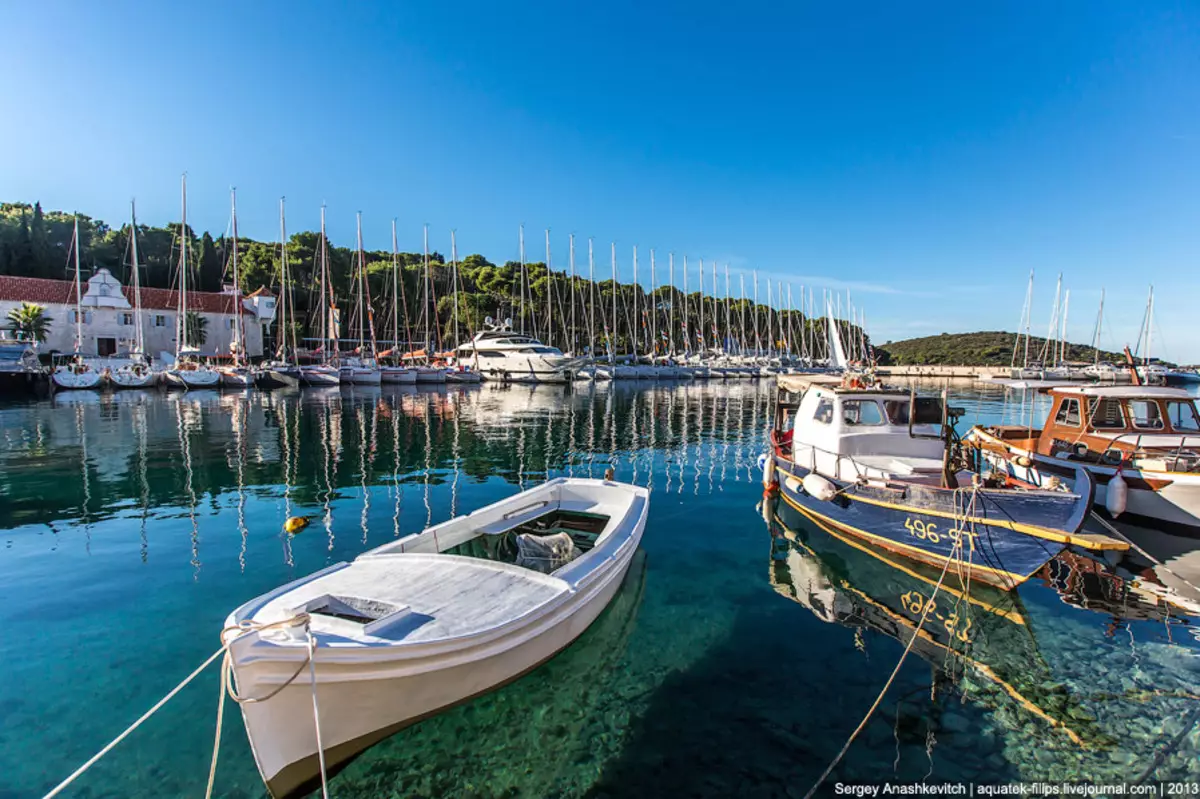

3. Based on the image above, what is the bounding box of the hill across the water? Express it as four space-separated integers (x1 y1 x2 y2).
874 331 1125 367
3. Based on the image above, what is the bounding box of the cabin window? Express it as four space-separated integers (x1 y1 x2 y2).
1054 398 1082 427
842 399 884 426
883 398 942 425
1167 401 1200 432
1128 400 1165 430
1089 398 1125 429
477 351 504 358
813 398 835 425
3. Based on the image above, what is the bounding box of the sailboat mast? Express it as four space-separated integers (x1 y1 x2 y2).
518 225 526 332
279 198 291 363
544 229 553 348
1092 289 1105 364
177 175 188 357
724 265 731 354
1059 289 1070 366
1146 285 1155 367
682 256 689 356
423 224 431 364
130 202 144 356
752 271 760 354
451 230 460 351
650 249 657 356
588 238 595 357
610 242 617 361
632 245 639 357
739 274 747 356
72 216 83 354
668 253 675 357
569 234 576 355
698 258 705 354
230 189 243 366
391 219 400 356
319 205 329 358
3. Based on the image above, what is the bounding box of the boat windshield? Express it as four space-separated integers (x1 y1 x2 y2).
1167 401 1200 432
1128 400 1165 430
883 397 943 425
1089 397 1125 429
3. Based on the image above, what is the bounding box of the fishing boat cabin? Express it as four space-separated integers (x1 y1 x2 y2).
773 374 960 485
980 386 1200 470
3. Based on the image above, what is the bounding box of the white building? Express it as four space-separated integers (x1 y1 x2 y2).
0 269 276 360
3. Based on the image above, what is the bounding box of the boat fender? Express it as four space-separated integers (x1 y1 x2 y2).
802 473 838 501
1014 455 1032 468
759 453 778 490
284 516 311 534
1106 471 1128 518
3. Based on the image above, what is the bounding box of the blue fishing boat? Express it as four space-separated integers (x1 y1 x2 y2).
764 374 1126 588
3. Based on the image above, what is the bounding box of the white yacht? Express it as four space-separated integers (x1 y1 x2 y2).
456 320 582 384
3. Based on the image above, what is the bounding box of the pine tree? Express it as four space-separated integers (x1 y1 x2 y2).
30 201 49 278
199 231 222 292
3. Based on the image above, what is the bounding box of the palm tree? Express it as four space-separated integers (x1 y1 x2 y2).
6 302 51 343
185 312 208 347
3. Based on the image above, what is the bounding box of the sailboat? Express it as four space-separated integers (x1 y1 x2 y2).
218 189 255 388
258 198 303 388
444 230 481 383
379 220 417 384
413 225 447 383
164 176 221 389
339 212 382 385
51 217 105 390
108 201 158 388
299 205 342 387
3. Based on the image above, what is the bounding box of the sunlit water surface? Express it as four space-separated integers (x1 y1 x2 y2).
1 380 1198 798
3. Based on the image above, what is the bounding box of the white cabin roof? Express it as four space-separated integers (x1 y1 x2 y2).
1051 385 1194 399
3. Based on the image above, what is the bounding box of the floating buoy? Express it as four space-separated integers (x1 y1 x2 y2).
1105 472 1128 518
760 453 778 491
802 473 838 501
284 516 311 534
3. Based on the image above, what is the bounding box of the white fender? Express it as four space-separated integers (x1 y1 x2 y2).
760 454 777 489
802 473 838 501
1106 471 1128 518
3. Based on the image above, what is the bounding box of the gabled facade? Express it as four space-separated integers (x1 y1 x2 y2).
0 270 276 359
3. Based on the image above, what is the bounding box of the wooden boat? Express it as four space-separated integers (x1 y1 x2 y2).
766 374 1125 588
965 384 1200 533
223 476 649 799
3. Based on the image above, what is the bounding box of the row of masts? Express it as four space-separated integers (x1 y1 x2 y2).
101 178 871 368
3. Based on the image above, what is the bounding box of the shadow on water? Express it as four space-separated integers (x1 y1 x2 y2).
329 548 650 799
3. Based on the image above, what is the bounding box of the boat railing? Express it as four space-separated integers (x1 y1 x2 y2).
1099 431 1200 471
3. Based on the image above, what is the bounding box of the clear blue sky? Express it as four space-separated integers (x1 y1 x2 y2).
2 1 1198 359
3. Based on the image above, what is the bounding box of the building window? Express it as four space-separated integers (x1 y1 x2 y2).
70 310 93 324
226 318 236 329
154 315 168 327
119 313 134 326
1054 398 1081 427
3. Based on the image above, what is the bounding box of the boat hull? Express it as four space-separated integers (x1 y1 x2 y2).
413 367 446 384
163 368 221 388
379 367 417 384
108 369 157 388
339 367 382 385
772 456 1074 587
218 368 255 388
232 535 639 799
52 368 103 390
298 366 341 387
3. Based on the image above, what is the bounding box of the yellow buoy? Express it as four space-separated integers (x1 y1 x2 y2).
284 516 311 534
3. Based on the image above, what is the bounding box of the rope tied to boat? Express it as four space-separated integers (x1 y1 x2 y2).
43 612 330 799
802 483 981 799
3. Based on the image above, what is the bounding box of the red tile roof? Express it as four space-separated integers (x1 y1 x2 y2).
0 276 248 314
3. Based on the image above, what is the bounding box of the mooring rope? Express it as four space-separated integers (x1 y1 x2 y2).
802 483 980 799
44 614 324 799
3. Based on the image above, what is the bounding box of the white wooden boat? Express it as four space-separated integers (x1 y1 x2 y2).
444 367 481 384
224 477 649 799
339 363 382 385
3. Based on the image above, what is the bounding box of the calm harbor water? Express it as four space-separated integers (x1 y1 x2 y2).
2 380 1198 798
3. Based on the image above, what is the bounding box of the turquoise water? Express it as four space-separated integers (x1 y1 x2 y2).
1 381 1198 798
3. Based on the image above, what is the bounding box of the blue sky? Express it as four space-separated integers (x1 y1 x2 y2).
2 2 1198 359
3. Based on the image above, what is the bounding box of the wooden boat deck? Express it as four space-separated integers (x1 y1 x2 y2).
256 554 567 644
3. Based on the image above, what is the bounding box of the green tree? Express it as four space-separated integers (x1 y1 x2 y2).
10 212 34 276
198 232 222 292
6 302 52 342
30 202 49 278
185 312 208 347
